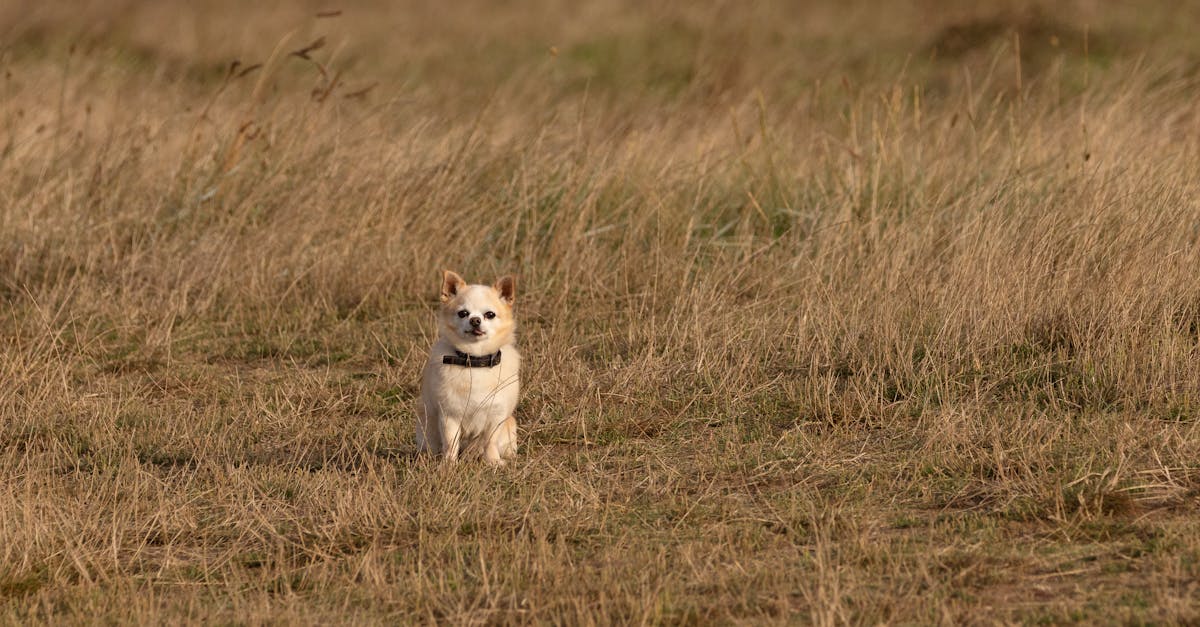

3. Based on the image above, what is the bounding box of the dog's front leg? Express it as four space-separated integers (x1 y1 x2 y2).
483 416 517 465
440 418 462 462
501 415 517 459
483 440 506 466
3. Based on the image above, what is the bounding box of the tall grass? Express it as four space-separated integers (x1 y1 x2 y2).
2 1 1199 623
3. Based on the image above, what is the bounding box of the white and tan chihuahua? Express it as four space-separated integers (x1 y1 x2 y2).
417 270 520 464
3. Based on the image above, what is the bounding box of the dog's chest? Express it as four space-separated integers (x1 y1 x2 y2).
431 362 518 423
442 365 503 399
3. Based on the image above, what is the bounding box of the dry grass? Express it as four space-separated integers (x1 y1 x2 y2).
2 0 1200 623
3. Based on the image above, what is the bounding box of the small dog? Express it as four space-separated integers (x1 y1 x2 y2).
417 270 520 464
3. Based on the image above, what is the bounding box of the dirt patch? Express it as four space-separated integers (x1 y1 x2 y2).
929 9 1111 66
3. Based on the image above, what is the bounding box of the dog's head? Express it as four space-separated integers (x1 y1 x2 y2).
438 270 516 354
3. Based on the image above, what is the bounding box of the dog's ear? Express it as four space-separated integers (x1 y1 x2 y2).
494 275 516 305
441 270 466 302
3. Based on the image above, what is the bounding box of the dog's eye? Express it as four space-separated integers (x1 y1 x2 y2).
484 311 496 320
457 310 469 318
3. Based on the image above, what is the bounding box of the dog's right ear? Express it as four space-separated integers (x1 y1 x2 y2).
494 275 516 305
441 270 466 302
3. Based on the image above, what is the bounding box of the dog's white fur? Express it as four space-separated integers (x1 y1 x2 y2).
416 271 520 464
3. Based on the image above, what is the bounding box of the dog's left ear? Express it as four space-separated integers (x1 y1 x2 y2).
441 270 467 302
494 275 516 305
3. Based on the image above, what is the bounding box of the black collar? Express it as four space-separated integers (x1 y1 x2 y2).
442 349 501 368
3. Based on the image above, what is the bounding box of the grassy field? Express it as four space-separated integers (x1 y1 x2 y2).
3 0 1200 623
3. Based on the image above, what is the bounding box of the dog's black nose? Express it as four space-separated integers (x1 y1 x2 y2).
469 316 481 327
